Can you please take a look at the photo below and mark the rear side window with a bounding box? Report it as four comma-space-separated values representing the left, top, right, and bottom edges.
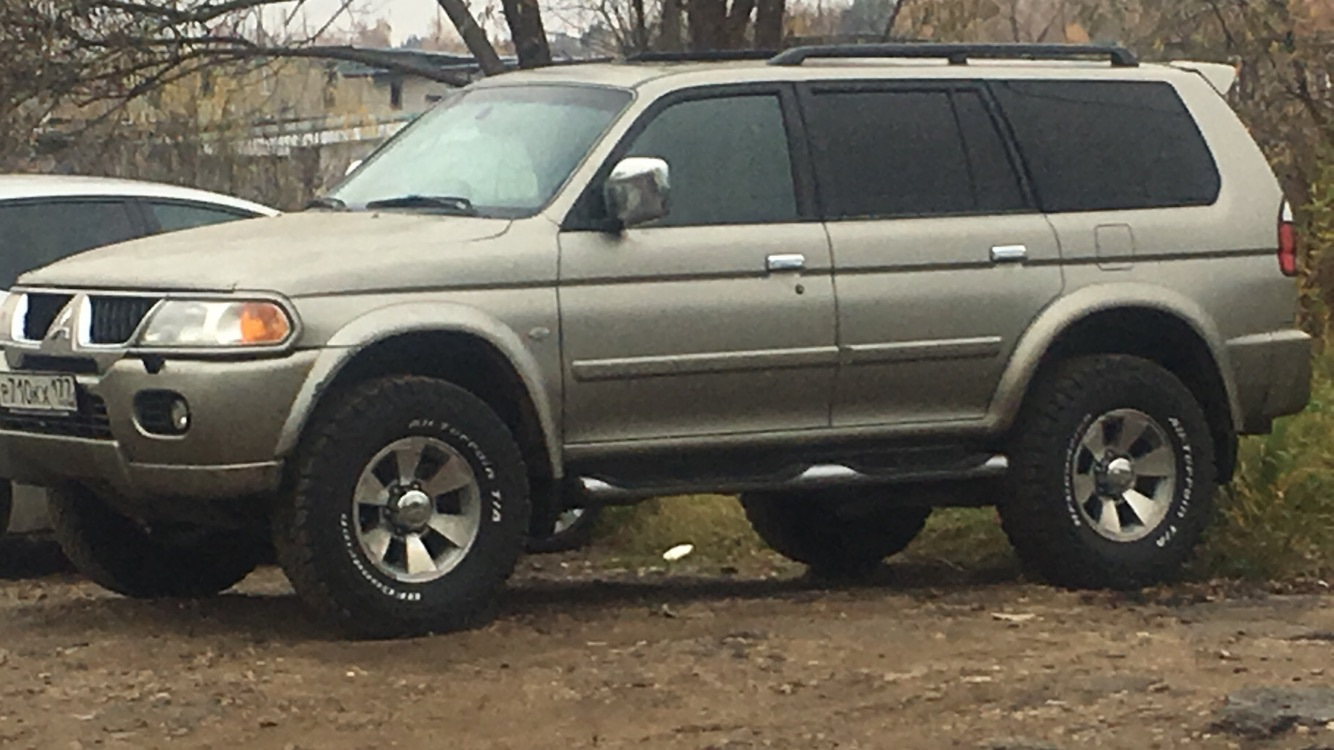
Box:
148, 201, 252, 232
989, 80, 1220, 212
804, 87, 1026, 219
0, 200, 140, 287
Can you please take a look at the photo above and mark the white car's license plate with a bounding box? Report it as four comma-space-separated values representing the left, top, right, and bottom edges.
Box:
0, 373, 78, 413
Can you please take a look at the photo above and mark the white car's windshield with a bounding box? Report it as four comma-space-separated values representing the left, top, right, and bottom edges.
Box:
328, 85, 632, 218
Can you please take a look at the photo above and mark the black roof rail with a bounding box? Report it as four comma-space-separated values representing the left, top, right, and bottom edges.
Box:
626, 49, 780, 63
767, 43, 1139, 68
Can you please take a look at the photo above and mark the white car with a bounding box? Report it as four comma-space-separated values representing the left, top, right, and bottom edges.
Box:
0, 175, 277, 537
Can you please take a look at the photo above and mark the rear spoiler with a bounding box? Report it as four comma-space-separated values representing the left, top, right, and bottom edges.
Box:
1168, 60, 1240, 96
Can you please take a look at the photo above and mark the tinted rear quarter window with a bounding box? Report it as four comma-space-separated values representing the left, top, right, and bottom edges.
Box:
0, 200, 140, 287
148, 202, 251, 232
989, 80, 1220, 212
804, 87, 1026, 219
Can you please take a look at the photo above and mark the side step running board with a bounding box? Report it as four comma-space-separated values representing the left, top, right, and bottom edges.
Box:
577, 455, 1008, 503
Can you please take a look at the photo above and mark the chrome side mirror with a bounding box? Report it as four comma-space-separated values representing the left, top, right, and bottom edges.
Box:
603, 157, 670, 229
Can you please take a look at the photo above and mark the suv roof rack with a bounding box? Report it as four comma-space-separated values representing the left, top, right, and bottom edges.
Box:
626, 49, 780, 63
767, 42, 1139, 68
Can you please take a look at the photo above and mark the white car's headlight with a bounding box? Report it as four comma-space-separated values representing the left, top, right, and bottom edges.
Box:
137, 299, 294, 348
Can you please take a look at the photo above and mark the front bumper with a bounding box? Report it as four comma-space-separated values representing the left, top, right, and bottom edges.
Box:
0, 351, 318, 500
1227, 328, 1313, 434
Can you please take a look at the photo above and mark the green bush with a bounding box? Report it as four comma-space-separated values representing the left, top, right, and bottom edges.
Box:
1191, 353, 1334, 581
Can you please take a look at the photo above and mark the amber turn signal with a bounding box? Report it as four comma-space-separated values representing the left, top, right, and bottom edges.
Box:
238, 301, 292, 345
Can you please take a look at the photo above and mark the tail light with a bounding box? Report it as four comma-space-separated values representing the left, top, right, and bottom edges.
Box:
1278, 200, 1298, 277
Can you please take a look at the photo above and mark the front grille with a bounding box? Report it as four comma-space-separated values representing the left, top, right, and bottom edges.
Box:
21, 293, 72, 341
88, 296, 158, 345
0, 391, 111, 440
14, 355, 99, 375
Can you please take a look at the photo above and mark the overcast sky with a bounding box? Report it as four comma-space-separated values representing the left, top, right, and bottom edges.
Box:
286, 0, 584, 43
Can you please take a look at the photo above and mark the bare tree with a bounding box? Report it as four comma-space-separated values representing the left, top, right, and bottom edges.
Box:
434, 0, 506, 73
502, 0, 554, 66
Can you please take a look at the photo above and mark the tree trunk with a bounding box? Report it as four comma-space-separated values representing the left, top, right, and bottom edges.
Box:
433, 0, 506, 75
724, 0, 757, 48
688, 0, 728, 50
754, 0, 784, 49
660, 0, 683, 51
501, 0, 553, 68
631, 0, 650, 53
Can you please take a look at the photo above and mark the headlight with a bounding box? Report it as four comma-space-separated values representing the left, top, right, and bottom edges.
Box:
137, 299, 294, 348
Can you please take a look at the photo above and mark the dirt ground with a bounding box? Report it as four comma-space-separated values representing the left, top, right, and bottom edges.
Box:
2, 540, 1333, 750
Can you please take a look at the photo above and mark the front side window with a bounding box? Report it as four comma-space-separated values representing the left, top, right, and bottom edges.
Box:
623, 94, 798, 226
329, 85, 632, 218
0, 200, 140, 287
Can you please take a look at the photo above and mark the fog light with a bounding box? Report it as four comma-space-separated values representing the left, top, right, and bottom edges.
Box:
133, 390, 192, 436
169, 398, 191, 432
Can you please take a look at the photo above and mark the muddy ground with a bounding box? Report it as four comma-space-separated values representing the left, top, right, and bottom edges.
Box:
2, 539, 1333, 750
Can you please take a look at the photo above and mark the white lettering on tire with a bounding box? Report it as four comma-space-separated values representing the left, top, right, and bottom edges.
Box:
1153, 416, 1194, 549
340, 515, 423, 602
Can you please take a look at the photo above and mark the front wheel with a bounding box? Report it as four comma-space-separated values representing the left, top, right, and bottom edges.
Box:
999, 354, 1216, 590
274, 376, 530, 639
48, 485, 262, 598
0, 482, 11, 535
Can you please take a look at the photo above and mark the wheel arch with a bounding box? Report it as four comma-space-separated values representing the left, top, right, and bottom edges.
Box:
275, 303, 561, 482
991, 285, 1240, 481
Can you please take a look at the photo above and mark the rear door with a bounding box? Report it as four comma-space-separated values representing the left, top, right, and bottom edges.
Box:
799, 81, 1065, 427
0, 199, 143, 288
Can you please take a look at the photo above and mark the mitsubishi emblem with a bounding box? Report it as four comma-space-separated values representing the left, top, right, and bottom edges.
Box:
43, 297, 78, 350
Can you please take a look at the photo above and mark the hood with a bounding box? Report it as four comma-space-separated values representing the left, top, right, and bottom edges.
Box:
18, 211, 514, 295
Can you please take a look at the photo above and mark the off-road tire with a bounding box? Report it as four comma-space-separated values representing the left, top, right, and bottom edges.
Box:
740, 490, 931, 578
999, 354, 1216, 590
274, 376, 530, 639
0, 482, 11, 535
48, 485, 262, 598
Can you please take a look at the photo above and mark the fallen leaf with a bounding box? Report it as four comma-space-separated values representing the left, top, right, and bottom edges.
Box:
663, 544, 694, 561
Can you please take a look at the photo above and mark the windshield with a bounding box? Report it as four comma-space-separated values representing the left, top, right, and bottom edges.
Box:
328, 85, 632, 218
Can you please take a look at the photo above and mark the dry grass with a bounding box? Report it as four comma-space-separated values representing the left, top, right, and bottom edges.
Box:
589, 494, 1016, 571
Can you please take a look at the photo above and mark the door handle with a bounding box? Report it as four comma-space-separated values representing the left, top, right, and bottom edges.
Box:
990, 244, 1028, 263
766, 253, 806, 272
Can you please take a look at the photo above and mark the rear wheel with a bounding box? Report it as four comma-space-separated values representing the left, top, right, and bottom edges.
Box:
274, 376, 530, 639
999, 354, 1216, 590
740, 490, 931, 578
48, 485, 262, 598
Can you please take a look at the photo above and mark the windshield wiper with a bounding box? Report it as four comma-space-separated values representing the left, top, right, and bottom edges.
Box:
364, 194, 477, 215
305, 195, 347, 210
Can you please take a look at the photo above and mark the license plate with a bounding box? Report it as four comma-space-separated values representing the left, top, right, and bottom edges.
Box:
0, 373, 78, 413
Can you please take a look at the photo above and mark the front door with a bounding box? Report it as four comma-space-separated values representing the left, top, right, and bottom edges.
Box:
558, 87, 837, 446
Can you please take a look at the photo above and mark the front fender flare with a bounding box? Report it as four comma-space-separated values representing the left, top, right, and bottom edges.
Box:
273, 302, 561, 478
